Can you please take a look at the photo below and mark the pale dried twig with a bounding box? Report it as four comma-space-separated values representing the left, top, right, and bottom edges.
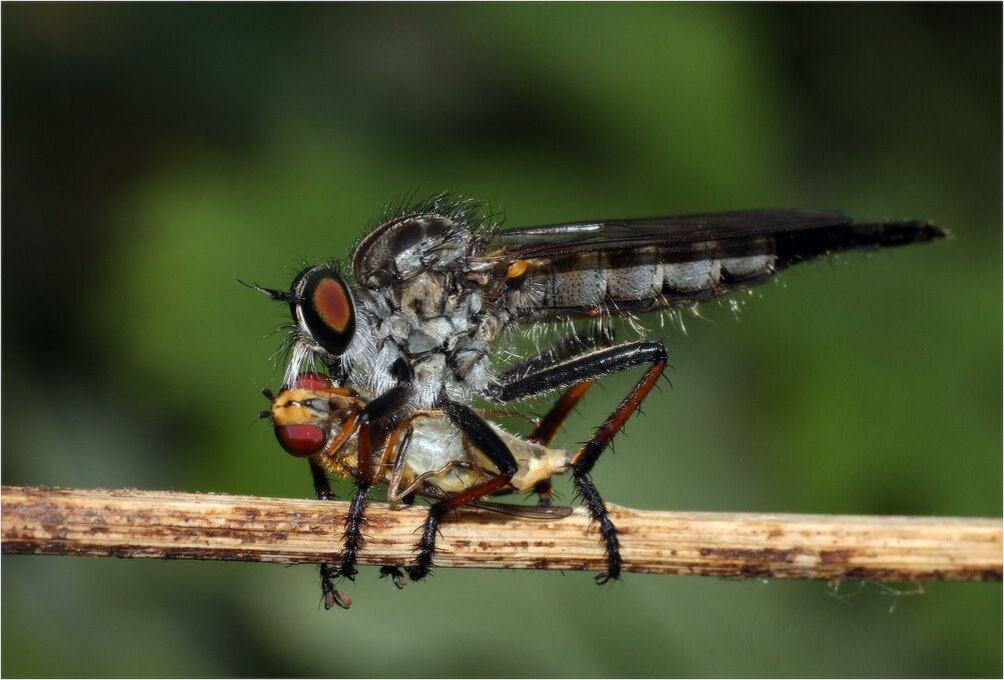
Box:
1, 485, 1000, 583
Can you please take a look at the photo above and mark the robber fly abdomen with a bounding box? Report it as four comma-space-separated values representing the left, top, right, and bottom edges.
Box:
499, 217, 943, 318
506, 249, 776, 316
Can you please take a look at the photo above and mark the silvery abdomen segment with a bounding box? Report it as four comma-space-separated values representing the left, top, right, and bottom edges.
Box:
504, 248, 777, 315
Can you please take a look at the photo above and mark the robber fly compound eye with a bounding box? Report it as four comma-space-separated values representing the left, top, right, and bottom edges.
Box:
288, 266, 357, 357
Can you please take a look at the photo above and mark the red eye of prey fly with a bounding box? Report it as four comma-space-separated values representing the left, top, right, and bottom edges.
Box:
275, 424, 327, 457
291, 372, 332, 390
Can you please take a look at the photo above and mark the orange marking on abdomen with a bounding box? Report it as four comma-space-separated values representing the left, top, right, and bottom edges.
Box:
506, 259, 529, 279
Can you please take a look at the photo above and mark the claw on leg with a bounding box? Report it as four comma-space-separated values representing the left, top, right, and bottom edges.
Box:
324, 589, 352, 610
379, 565, 408, 590
320, 564, 352, 610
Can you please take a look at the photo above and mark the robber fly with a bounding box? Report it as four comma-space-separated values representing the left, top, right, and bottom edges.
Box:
249, 193, 944, 605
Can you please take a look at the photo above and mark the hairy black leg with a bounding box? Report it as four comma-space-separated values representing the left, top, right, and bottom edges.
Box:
573, 473, 621, 583
406, 402, 518, 582
495, 341, 666, 403
533, 480, 554, 507
493, 341, 668, 583
379, 493, 414, 590
334, 361, 414, 583
336, 481, 369, 581
308, 460, 350, 610
500, 327, 613, 382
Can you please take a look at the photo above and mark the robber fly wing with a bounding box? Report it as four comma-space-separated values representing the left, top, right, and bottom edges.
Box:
477, 209, 944, 320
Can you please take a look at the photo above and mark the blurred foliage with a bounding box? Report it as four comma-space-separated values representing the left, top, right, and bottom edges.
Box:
2, 4, 1001, 678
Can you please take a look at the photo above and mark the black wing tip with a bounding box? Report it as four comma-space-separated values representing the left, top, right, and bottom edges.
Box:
852, 219, 949, 248
920, 221, 950, 242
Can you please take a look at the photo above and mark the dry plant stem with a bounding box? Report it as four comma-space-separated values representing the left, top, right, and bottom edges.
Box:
2, 486, 1000, 583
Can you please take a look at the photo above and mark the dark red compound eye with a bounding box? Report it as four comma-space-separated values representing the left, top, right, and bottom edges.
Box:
275, 424, 327, 457
293, 267, 356, 356
291, 372, 332, 390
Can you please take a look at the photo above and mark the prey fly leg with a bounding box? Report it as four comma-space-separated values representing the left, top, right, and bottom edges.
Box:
506, 330, 611, 506
378, 484, 414, 590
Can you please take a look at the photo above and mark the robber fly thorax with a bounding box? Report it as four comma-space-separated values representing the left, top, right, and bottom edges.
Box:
277, 202, 505, 412
266, 372, 572, 502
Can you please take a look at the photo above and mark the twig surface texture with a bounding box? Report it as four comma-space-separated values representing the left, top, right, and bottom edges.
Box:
2, 486, 1000, 582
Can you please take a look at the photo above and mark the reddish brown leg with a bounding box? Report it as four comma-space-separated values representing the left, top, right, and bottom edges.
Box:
528, 380, 594, 446
527, 380, 594, 506
570, 347, 667, 583
569, 354, 666, 473
334, 423, 372, 581
496, 341, 669, 584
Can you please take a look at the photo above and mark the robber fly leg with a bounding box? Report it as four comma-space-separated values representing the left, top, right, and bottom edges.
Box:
406, 401, 518, 582
307, 460, 351, 609
378, 493, 415, 589
528, 380, 594, 447
500, 326, 614, 383
333, 379, 412, 583
527, 372, 597, 506
493, 340, 668, 583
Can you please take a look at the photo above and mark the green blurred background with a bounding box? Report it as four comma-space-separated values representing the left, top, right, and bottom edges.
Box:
2, 4, 1001, 677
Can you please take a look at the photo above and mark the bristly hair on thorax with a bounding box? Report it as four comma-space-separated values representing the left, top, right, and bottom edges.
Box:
358, 190, 505, 259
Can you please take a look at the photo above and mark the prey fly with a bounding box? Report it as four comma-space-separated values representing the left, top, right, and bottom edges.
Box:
261, 370, 575, 607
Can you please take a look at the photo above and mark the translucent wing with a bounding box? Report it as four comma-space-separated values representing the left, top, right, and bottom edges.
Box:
487, 209, 941, 264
